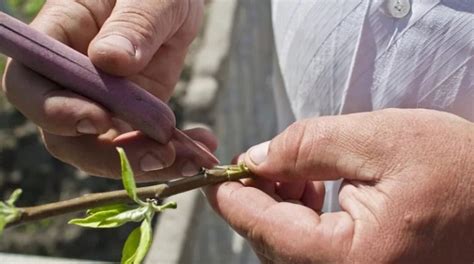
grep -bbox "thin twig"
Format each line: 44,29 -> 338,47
7,166 -> 251,228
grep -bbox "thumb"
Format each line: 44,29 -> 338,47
244,113 -> 388,183
88,0 -> 193,76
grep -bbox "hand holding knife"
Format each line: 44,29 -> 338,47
0,11 -> 220,172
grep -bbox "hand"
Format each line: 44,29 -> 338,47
1,0 -> 209,180
205,109 -> 474,263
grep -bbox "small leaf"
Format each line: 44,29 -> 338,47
101,206 -> 149,227
121,216 -> 153,264
121,226 -> 141,264
69,205 -> 149,229
6,189 -> 22,206
117,147 -> 139,203
69,204 -> 136,228
69,210 -> 124,228
86,203 -> 132,215
0,199 -> 22,235
135,217 -> 153,263
0,189 -> 24,235
152,201 -> 177,212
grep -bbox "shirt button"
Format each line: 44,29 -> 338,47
382,0 -> 411,18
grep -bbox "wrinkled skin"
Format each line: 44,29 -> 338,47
2,0 -> 215,181
206,109 -> 474,263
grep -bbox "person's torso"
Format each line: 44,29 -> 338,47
272,0 -> 473,121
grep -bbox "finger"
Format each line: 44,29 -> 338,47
229,153 -> 277,195
275,181 -> 306,201
241,178 -> 277,199
127,43 -> 188,101
231,153 -> 244,165
301,181 -> 325,212
89,0 -> 202,77
31,0 -> 114,50
205,182 -> 354,263
133,127 -> 219,180
275,181 -> 325,211
3,1 -> 115,135
3,61 -> 112,136
244,111 -> 397,183
129,130 -> 218,181
41,127 -> 217,181
42,130 -> 175,179
114,131 -> 176,173
205,182 -> 277,238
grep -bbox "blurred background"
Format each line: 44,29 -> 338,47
0,0 -> 277,263
0,0 -> 137,261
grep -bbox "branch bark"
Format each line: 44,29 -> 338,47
7,167 -> 251,228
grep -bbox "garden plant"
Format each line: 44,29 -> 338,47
1,148 -> 251,263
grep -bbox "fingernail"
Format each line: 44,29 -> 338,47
140,153 -> 165,172
97,35 -> 135,56
77,119 -> 98,134
181,162 -> 200,177
248,141 -> 270,165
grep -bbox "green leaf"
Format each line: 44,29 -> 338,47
117,147 -> 139,203
69,204 -> 137,228
121,216 -> 153,264
69,205 -> 151,229
69,210 -> 124,228
6,189 -> 22,206
0,200 -> 22,235
121,226 -> 141,264
100,206 -> 149,227
86,203 -> 132,215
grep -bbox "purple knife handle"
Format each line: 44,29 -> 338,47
0,12 -> 219,168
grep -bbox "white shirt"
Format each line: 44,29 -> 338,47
271,0 -> 473,211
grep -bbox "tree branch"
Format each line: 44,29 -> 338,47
7,167 -> 251,228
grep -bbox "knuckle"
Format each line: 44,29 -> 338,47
32,5 -> 74,43
42,90 -> 93,122
170,0 -> 202,42
308,117 -> 337,149
38,1 -> 110,47
72,0 -> 105,26
109,0 -> 194,45
109,7 -> 160,44
282,121 -> 309,174
280,119 -> 333,176
43,135 -> 117,178
163,0 -> 190,25
42,92 -> 79,126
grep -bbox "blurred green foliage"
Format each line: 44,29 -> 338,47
6,0 -> 45,20
0,56 -> 5,76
